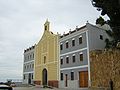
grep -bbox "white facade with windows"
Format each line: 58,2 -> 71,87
23,45 -> 35,84
59,23 -> 110,89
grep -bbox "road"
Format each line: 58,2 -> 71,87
13,87 -> 88,90
13,87 -> 56,90
13,87 -> 66,90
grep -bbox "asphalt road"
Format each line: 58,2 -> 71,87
13,87 -> 88,90
13,87 -> 55,90
13,87 -> 67,90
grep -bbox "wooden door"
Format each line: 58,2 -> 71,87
65,74 -> 68,87
79,71 -> 88,87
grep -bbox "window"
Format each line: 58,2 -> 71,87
26,65 -> 28,69
60,44 -> 63,50
71,72 -> 74,80
30,64 -> 31,68
24,65 -> 26,70
30,55 -> 32,59
80,53 -> 83,61
100,35 -> 103,40
27,65 -> 29,69
28,55 -> 29,60
33,53 -> 34,59
24,56 -> 26,61
72,55 -> 76,63
72,39 -> 75,46
32,64 -> 34,68
79,36 -> 82,44
66,57 -> 69,64
61,73 -> 63,80
44,56 -> 46,63
61,58 -> 63,65
45,26 -> 47,30
24,75 -> 25,79
32,74 -> 33,79
66,41 -> 69,48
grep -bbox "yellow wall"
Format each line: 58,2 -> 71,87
34,20 -> 59,83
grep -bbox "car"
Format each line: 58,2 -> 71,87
10,83 -> 16,87
0,85 -> 13,90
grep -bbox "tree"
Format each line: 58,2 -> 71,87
91,0 -> 120,48
96,16 -> 105,26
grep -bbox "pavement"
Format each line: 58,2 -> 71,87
13,86 -> 88,90
13,87 -> 54,90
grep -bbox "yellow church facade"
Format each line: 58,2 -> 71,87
34,20 -> 59,87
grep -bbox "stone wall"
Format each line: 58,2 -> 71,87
90,49 -> 120,90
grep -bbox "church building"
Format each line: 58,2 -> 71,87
23,20 -> 111,89
34,20 -> 59,88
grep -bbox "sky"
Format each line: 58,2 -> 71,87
0,0 -> 109,82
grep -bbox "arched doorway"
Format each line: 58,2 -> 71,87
42,68 -> 47,86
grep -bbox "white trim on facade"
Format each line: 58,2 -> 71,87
79,52 -> 83,54
24,60 -> 34,64
72,38 -> 75,40
60,57 -> 63,59
60,65 -> 88,71
59,41 -> 61,81
66,56 -> 69,57
86,31 -> 91,86
72,54 -> 75,56
60,47 -> 87,56
23,71 -> 34,74
66,41 -> 68,43
79,35 -> 82,38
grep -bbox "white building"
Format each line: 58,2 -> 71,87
59,23 -> 110,89
23,45 -> 35,84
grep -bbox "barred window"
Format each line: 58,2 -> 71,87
72,39 -> 75,46
72,55 -> 76,63
79,37 -> 82,44
66,42 -> 69,48
66,57 -> 69,64
80,54 -> 83,61
71,72 -> 74,80
61,58 -> 63,65
60,44 -> 63,50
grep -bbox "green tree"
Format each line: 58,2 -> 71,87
91,0 -> 120,48
96,16 -> 105,26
